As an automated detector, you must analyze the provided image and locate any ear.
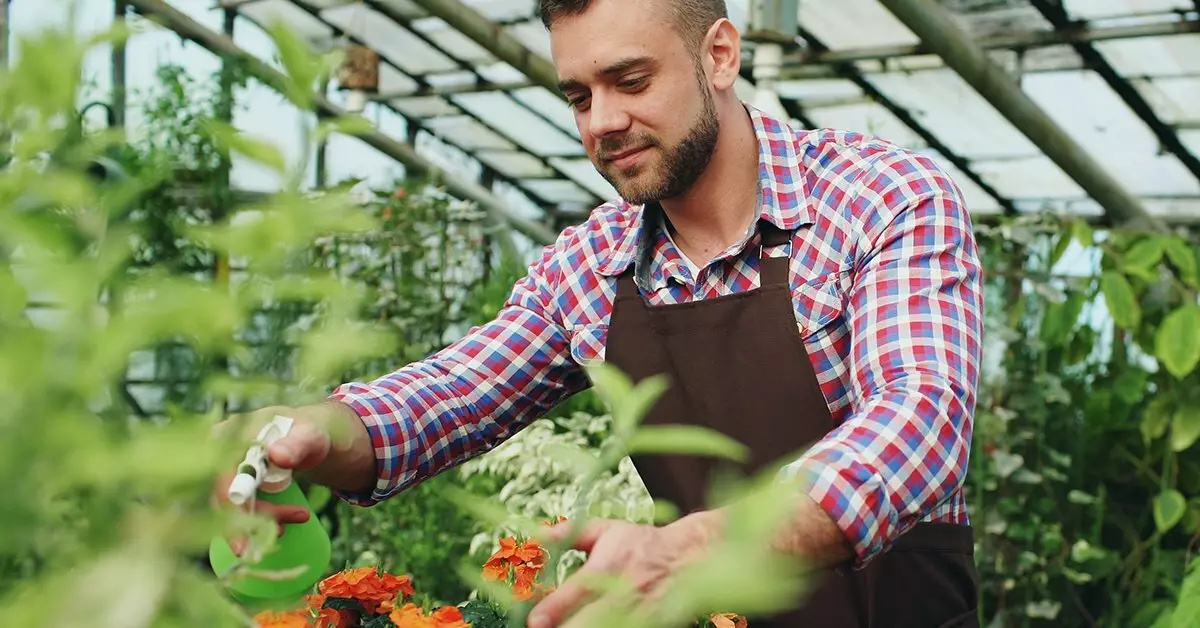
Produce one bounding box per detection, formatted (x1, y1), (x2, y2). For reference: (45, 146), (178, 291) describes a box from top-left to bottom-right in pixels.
(703, 18), (742, 91)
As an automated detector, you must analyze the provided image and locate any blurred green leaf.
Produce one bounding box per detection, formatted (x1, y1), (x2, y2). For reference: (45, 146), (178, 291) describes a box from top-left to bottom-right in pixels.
(627, 425), (749, 463)
(1154, 490), (1186, 533)
(1155, 304), (1200, 379)
(1171, 406), (1200, 453)
(1101, 271), (1140, 330)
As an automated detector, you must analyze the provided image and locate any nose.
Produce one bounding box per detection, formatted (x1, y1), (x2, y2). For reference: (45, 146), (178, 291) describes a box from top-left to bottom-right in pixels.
(587, 92), (631, 139)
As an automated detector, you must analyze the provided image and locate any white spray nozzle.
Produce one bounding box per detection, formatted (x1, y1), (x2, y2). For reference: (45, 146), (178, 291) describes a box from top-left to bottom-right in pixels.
(227, 415), (296, 506)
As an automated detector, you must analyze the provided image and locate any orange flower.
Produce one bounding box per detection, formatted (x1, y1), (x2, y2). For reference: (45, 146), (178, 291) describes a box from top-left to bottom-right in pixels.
(429, 606), (471, 628)
(483, 535), (552, 601)
(710, 612), (748, 628)
(253, 609), (311, 628)
(317, 567), (415, 613)
(389, 603), (433, 628)
(512, 563), (540, 601)
(314, 606), (353, 628)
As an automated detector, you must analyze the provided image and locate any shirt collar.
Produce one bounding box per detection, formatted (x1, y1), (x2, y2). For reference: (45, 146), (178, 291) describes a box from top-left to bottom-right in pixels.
(595, 102), (814, 280)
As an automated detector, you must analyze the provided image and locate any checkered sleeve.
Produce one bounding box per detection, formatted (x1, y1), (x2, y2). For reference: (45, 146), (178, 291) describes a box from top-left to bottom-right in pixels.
(326, 235), (590, 506)
(780, 151), (984, 568)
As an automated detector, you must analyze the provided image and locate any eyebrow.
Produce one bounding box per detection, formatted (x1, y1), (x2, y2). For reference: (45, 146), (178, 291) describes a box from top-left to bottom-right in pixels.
(557, 55), (656, 93)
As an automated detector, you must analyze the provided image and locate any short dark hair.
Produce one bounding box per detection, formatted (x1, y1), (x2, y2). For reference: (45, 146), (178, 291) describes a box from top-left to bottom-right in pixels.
(538, 0), (728, 52)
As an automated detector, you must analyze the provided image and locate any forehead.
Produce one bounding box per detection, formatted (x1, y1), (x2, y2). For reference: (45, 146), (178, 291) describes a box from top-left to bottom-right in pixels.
(548, 0), (684, 83)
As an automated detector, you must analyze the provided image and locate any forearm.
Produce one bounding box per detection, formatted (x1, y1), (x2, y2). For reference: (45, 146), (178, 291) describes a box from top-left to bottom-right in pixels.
(673, 492), (853, 570)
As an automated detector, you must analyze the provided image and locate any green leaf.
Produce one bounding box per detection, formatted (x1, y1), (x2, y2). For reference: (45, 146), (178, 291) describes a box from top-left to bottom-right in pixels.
(1171, 406), (1200, 452)
(1155, 304), (1200, 379)
(1124, 237), (1165, 273)
(1142, 396), (1173, 444)
(1153, 489), (1186, 533)
(1101, 271), (1141, 330)
(1071, 219), (1094, 248)
(1164, 236), (1198, 286)
(262, 19), (322, 108)
(627, 424), (749, 463)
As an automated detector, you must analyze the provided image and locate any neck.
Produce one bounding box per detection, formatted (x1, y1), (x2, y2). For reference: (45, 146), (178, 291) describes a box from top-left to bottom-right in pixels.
(659, 102), (761, 263)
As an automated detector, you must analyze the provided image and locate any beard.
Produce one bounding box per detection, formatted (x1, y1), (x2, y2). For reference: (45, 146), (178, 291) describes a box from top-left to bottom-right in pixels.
(594, 76), (719, 205)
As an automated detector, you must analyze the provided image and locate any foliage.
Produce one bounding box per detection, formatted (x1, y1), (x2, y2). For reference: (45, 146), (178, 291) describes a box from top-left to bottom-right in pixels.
(969, 215), (1200, 627)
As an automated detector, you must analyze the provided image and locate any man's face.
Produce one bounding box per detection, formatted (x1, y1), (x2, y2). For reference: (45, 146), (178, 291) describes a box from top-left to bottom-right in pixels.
(549, 0), (720, 205)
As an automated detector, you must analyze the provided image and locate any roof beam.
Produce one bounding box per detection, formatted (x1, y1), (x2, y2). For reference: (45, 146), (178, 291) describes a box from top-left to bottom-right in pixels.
(876, 0), (1165, 232)
(403, 0), (563, 98)
(1029, 0), (1200, 186)
(125, 0), (557, 246)
(794, 26), (1018, 216)
(782, 15), (1200, 67)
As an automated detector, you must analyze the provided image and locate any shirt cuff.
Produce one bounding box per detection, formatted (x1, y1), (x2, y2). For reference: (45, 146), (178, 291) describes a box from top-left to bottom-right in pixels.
(778, 443), (900, 570)
(326, 382), (413, 507)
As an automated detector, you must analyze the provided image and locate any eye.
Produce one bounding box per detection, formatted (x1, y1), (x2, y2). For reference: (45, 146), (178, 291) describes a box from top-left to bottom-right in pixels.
(617, 76), (648, 90)
(567, 94), (591, 110)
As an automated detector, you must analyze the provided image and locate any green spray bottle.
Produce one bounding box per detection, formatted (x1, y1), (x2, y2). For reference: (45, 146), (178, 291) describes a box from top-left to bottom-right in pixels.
(209, 415), (332, 610)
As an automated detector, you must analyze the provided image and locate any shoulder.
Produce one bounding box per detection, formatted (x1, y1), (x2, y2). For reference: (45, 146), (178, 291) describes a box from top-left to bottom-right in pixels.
(793, 128), (971, 238)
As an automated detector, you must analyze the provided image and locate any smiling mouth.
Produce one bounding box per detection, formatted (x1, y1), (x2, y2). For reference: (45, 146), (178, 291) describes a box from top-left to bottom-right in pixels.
(605, 146), (651, 168)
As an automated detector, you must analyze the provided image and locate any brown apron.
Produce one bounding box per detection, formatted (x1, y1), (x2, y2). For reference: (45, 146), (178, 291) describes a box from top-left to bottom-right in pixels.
(604, 217), (980, 627)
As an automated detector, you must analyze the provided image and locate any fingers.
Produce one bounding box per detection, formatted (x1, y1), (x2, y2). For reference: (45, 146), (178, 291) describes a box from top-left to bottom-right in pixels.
(527, 563), (601, 628)
(266, 419), (331, 472)
(540, 518), (620, 553)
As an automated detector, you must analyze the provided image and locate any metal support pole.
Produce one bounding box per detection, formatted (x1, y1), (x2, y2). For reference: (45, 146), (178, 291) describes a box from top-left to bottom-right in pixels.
(403, 0), (562, 97)
(125, 0), (556, 246)
(113, 0), (127, 127)
(877, 0), (1164, 232)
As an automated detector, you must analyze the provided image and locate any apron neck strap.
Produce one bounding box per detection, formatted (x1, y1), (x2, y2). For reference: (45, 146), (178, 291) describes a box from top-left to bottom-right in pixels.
(758, 221), (792, 287)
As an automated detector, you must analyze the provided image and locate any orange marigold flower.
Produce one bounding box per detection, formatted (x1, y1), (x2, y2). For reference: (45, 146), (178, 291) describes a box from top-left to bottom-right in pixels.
(314, 606), (353, 628)
(317, 567), (415, 613)
(429, 606), (471, 628)
(253, 609), (311, 628)
(389, 602), (433, 628)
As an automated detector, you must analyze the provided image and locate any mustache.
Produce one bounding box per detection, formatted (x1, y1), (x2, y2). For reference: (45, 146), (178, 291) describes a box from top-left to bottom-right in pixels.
(597, 135), (658, 160)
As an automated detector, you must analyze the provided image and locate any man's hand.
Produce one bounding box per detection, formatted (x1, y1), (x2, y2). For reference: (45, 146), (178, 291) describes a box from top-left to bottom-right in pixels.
(210, 400), (375, 553)
(526, 516), (715, 628)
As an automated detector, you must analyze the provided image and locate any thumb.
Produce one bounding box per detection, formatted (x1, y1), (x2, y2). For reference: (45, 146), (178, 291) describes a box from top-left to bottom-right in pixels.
(267, 420), (330, 471)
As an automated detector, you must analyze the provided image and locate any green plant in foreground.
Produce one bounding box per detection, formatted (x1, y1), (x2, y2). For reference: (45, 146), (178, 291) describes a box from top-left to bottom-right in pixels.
(0, 17), (813, 628)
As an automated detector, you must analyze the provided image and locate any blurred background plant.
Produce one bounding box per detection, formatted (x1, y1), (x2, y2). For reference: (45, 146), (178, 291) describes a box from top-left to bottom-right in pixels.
(2, 8), (1200, 628)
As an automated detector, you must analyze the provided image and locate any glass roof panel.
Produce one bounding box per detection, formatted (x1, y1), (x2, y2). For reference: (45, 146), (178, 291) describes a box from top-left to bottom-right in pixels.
(410, 17), (496, 65)
(509, 87), (579, 139)
(505, 19), (553, 60)
(804, 101), (927, 149)
(474, 61), (530, 84)
(520, 179), (596, 204)
(866, 69), (1041, 160)
(775, 79), (864, 104)
(421, 115), (520, 151)
(549, 158), (618, 200)
(797, 0), (919, 49)
(974, 156), (1087, 199)
(377, 63), (419, 94)
(1062, 0), (1193, 20)
(389, 96), (461, 118)
(451, 92), (584, 156)
(238, 0), (333, 44)
(1133, 76), (1200, 124)
(461, 0), (538, 22)
(1146, 198), (1200, 218)
(322, 3), (459, 74)
(1023, 70), (1200, 196)
(1094, 34), (1200, 77)
(475, 150), (557, 179)
(1182, 130), (1200, 156)
(918, 150), (1004, 215)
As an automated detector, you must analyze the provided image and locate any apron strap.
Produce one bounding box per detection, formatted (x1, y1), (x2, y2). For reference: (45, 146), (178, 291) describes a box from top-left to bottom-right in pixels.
(758, 221), (792, 288)
(616, 269), (640, 299)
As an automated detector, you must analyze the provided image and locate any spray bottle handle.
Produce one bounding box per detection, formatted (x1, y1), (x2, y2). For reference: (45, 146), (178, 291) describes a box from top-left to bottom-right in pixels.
(226, 415), (296, 506)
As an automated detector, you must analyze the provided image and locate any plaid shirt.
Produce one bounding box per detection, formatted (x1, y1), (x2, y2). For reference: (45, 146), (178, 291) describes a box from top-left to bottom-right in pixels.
(330, 103), (984, 568)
